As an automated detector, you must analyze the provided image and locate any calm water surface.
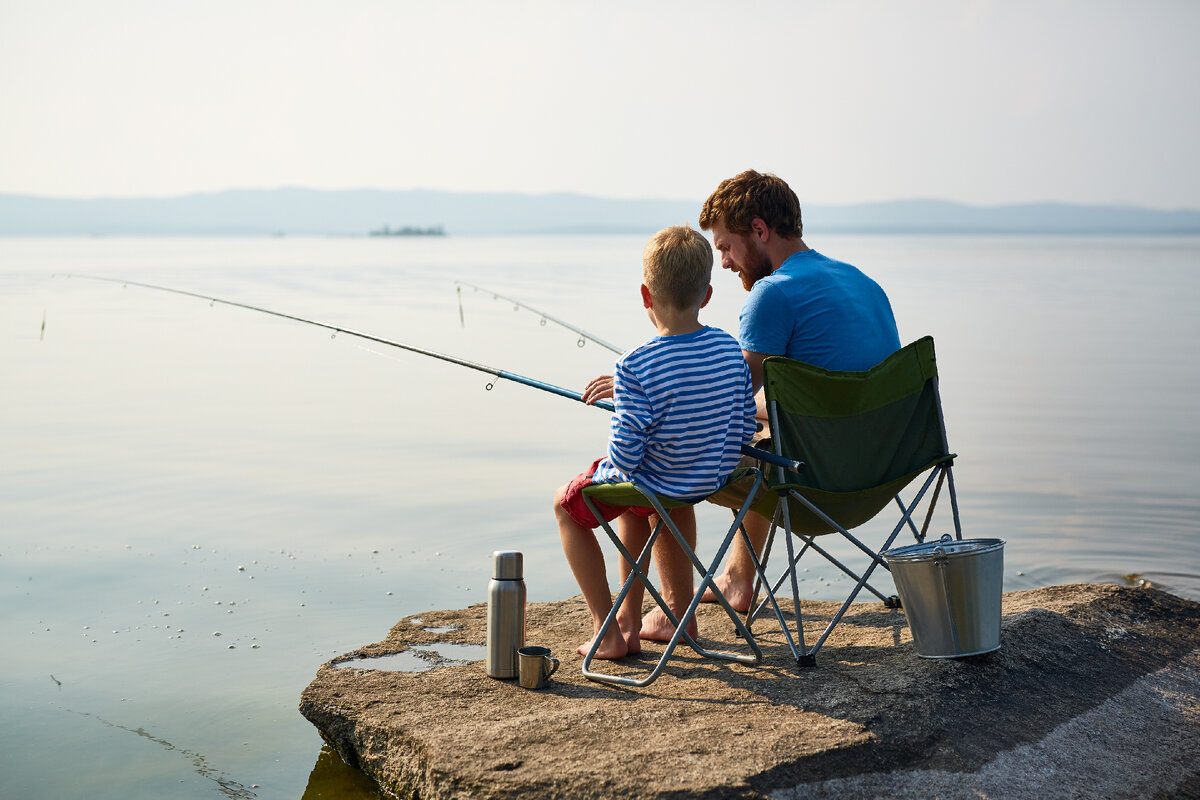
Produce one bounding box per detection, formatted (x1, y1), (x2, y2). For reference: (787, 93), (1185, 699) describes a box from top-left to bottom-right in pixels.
(2, 234), (1198, 798)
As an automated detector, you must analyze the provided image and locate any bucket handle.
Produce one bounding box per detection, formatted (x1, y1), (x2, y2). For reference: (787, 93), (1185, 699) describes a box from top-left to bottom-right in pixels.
(934, 537), (962, 653)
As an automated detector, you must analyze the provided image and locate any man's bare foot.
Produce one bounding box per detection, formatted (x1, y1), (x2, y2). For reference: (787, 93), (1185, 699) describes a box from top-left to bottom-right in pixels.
(698, 572), (754, 613)
(638, 607), (700, 643)
(577, 628), (629, 660)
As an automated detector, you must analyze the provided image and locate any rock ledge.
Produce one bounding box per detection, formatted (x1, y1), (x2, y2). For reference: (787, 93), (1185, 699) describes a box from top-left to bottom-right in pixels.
(300, 584), (1200, 799)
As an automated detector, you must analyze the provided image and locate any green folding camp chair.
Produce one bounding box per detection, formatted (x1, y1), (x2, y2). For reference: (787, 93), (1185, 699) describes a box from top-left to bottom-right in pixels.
(745, 335), (961, 667)
(579, 465), (770, 687)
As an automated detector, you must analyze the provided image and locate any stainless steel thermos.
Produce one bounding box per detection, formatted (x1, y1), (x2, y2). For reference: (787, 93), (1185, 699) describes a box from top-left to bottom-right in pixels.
(486, 550), (526, 678)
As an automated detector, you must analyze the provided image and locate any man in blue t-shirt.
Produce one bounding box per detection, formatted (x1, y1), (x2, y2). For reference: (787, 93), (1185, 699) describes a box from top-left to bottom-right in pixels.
(737, 249), (899, 373)
(699, 169), (901, 616)
(634, 170), (901, 641)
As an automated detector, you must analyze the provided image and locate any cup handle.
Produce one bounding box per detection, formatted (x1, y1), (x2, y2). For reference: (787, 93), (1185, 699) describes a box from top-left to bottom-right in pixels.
(544, 656), (560, 680)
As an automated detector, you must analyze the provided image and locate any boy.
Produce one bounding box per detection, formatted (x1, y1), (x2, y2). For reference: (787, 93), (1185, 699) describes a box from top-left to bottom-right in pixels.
(553, 225), (757, 660)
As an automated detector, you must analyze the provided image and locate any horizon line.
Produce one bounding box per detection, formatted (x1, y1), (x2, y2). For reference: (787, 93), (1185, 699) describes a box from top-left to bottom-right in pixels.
(2, 187), (1198, 214)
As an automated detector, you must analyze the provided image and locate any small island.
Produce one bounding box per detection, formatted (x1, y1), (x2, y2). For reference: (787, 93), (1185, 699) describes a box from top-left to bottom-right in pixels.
(369, 224), (446, 237)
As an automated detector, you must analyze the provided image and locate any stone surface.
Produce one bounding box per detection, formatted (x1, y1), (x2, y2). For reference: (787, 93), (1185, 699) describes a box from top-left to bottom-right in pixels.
(300, 585), (1200, 799)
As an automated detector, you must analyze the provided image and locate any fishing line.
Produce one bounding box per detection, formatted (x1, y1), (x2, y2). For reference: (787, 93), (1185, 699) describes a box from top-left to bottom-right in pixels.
(454, 280), (624, 354)
(58, 273), (615, 413)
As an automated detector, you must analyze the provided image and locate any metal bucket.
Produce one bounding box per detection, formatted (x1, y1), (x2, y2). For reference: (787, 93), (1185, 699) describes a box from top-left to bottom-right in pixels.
(883, 536), (1004, 658)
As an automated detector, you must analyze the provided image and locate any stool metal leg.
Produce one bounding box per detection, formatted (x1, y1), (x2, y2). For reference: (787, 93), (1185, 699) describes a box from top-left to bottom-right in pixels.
(580, 473), (764, 687)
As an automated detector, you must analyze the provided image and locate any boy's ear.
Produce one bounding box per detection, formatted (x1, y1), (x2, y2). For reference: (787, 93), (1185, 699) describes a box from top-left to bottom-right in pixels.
(699, 284), (713, 309)
(640, 284), (653, 309)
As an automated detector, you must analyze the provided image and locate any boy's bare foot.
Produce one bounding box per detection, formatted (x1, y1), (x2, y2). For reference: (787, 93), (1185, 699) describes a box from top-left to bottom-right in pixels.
(578, 629), (629, 660)
(638, 607), (700, 643)
(612, 613), (642, 654)
(698, 573), (754, 613)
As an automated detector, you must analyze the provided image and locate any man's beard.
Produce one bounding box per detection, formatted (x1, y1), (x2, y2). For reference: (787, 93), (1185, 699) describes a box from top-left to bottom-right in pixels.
(739, 238), (774, 291)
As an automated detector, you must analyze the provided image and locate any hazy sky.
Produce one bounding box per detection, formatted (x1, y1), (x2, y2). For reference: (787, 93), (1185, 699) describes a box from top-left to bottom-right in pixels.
(3, 0), (1198, 208)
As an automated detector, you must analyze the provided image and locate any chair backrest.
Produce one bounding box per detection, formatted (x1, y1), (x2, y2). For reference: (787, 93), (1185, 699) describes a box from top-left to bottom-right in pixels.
(762, 336), (951, 495)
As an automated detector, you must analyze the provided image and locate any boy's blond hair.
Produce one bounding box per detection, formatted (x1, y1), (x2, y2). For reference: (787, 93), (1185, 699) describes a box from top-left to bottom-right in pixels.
(641, 225), (713, 310)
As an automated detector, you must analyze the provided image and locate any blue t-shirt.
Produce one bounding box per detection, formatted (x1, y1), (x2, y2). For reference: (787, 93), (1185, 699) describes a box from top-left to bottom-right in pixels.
(738, 249), (900, 371)
(592, 326), (757, 499)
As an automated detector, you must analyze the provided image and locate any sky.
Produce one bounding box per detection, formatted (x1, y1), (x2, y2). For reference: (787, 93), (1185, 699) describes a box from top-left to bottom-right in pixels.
(2, 0), (1198, 209)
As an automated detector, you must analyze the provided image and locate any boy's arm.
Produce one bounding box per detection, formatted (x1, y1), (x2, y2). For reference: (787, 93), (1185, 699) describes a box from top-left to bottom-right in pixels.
(604, 367), (652, 474)
(741, 363), (760, 443)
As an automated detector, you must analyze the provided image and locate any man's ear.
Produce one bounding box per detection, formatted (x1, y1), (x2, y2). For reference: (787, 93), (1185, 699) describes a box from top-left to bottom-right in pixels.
(640, 283), (653, 308)
(699, 284), (713, 309)
(751, 217), (770, 242)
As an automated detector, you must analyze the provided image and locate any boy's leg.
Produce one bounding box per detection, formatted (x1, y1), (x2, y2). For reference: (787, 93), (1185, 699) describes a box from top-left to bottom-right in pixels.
(614, 512), (652, 654)
(554, 486), (628, 659)
(639, 505), (701, 643)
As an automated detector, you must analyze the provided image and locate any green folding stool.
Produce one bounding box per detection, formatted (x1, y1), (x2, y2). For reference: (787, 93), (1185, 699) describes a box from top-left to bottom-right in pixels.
(579, 465), (772, 687)
(742, 336), (962, 666)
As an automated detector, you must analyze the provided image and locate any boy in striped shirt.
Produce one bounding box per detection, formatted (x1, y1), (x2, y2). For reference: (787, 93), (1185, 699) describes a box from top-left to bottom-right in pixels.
(554, 225), (757, 660)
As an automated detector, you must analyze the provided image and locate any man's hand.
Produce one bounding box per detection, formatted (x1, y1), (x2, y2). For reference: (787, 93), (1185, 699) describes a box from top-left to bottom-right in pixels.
(581, 374), (615, 405)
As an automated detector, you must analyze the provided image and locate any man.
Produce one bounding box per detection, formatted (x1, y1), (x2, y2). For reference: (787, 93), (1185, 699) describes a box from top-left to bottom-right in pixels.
(586, 170), (901, 641)
(691, 169), (901, 616)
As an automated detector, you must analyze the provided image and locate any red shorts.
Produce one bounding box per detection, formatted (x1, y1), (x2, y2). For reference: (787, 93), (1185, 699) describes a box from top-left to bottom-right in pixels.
(559, 458), (654, 529)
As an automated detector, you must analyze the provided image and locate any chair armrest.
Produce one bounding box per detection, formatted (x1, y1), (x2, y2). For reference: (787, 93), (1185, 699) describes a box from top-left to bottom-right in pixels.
(742, 444), (804, 474)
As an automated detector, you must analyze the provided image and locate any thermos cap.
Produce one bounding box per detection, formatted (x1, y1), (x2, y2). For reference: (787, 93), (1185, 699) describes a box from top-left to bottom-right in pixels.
(492, 550), (523, 580)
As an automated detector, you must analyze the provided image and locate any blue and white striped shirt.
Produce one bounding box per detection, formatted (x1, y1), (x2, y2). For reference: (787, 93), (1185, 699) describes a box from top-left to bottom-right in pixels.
(592, 326), (757, 499)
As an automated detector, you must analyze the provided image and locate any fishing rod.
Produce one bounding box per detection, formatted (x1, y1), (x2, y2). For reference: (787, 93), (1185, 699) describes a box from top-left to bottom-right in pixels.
(454, 284), (804, 474)
(56, 273), (615, 413)
(454, 280), (624, 354)
(60, 274), (800, 472)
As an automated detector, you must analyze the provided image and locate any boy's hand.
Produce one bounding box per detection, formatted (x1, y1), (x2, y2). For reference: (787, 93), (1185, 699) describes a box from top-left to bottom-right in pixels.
(581, 374), (614, 405)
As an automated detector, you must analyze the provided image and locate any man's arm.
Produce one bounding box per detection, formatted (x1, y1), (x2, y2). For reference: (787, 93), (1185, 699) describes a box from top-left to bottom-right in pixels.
(743, 349), (771, 421)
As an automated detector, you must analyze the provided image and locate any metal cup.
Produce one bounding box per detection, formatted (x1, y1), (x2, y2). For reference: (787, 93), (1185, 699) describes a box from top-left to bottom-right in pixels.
(517, 645), (559, 689)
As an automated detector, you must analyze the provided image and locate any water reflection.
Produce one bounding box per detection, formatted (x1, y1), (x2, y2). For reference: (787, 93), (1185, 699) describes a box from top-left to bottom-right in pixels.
(67, 710), (258, 799)
(301, 746), (386, 800)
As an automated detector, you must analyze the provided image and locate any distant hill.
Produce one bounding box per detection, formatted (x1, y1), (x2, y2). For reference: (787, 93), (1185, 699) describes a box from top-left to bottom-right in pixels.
(2, 188), (1198, 236)
(809, 198), (1200, 235)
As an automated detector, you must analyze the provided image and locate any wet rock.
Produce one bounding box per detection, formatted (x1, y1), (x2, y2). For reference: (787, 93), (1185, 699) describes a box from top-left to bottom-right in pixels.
(300, 585), (1200, 799)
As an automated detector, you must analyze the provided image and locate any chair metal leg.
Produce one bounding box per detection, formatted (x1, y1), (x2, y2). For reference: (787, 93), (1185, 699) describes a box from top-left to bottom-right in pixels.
(744, 492), (815, 667)
(800, 467), (945, 659)
(748, 464), (958, 665)
(946, 464), (963, 540)
(893, 463), (949, 545)
(744, 506), (803, 662)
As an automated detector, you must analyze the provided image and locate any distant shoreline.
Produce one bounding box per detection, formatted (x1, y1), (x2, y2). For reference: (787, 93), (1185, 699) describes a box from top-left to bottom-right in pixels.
(368, 224), (445, 237)
(2, 189), (1198, 236)
(7, 229), (1200, 239)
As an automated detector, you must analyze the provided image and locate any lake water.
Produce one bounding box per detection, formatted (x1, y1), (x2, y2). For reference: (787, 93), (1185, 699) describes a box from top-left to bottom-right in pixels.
(2, 233), (1198, 798)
